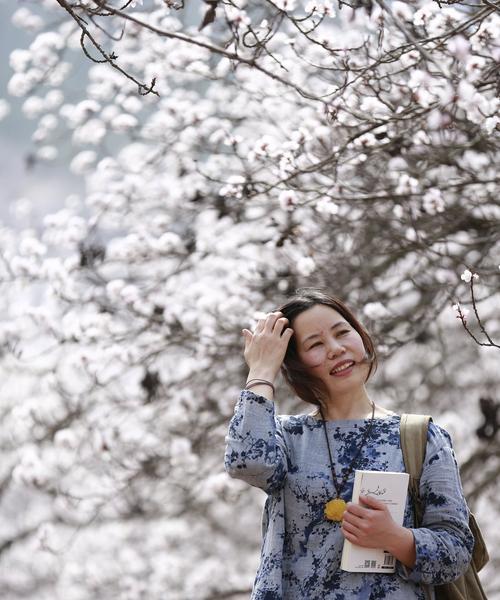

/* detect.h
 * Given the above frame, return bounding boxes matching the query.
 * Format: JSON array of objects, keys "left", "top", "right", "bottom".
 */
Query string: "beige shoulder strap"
[
  {"left": 400, "top": 413, "right": 432, "bottom": 526},
  {"left": 400, "top": 414, "right": 433, "bottom": 600},
  {"left": 400, "top": 413, "right": 432, "bottom": 481},
  {"left": 401, "top": 413, "right": 490, "bottom": 600}
]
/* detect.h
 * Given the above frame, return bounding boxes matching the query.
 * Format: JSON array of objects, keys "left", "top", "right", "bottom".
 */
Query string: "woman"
[{"left": 224, "top": 288, "right": 473, "bottom": 600}]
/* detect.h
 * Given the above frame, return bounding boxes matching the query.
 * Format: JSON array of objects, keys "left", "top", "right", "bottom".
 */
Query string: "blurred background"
[{"left": 1, "top": 0, "right": 499, "bottom": 598}]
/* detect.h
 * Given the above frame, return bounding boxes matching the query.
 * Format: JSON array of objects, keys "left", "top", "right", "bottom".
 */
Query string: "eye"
[
  {"left": 309, "top": 342, "right": 322, "bottom": 349},
  {"left": 338, "top": 329, "right": 350, "bottom": 335}
]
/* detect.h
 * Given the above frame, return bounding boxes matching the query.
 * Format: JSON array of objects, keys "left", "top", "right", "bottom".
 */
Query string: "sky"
[
  {"left": 0, "top": 0, "right": 83, "bottom": 232},
  {"left": 0, "top": 0, "right": 203, "bottom": 232}
]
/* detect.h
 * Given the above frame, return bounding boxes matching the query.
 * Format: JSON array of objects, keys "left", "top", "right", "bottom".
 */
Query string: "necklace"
[{"left": 321, "top": 401, "right": 376, "bottom": 522}]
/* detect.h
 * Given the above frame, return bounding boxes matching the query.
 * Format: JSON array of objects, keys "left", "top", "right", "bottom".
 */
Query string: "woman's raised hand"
[{"left": 242, "top": 312, "right": 294, "bottom": 382}]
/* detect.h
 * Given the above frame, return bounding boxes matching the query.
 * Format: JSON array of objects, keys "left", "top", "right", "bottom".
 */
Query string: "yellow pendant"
[{"left": 325, "top": 498, "right": 347, "bottom": 521}]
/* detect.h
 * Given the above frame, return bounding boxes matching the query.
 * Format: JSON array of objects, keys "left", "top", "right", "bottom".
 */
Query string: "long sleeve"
[
  {"left": 224, "top": 389, "right": 289, "bottom": 494},
  {"left": 398, "top": 422, "right": 474, "bottom": 585}
]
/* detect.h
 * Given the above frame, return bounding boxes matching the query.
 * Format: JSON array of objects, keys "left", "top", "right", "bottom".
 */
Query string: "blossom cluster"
[{"left": 2, "top": 0, "right": 499, "bottom": 598}]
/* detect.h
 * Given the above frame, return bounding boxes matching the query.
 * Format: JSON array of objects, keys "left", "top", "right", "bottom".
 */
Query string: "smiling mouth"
[{"left": 330, "top": 361, "right": 355, "bottom": 375}]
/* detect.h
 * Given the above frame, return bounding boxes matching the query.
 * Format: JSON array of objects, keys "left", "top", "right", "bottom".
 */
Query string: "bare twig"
[
  {"left": 54, "top": 0, "right": 158, "bottom": 95},
  {"left": 454, "top": 274, "right": 500, "bottom": 349}
]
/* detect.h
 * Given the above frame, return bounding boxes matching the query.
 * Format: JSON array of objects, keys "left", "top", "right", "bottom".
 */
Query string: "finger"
[
  {"left": 359, "top": 495, "right": 386, "bottom": 511},
  {"left": 345, "top": 502, "right": 370, "bottom": 518},
  {"left": 341, "top": 520, "right": 361, "bottom": 536},
  {"left": 242, "top": 329, "right": 252, "bottom": 344},
  {"left": 252, "top": 311, "right": 270, "bottom": 333},
  {"left": 342, "top": 511, "right": 366, "bottom": 530},
  {"left": 342, "top": 528, "right": 359, "bottom": 543},
  {"left": 342, "top": 526, "right": 368, "bottom": 547},
  {"left": 273, "top": 316, "right": 289, "bottom": 334},
  {"left": 254, "top": 318, "right": 267, "bottom": 334},
  {"left": 263, "top": 312, "right": 283, "bottom": 333}
]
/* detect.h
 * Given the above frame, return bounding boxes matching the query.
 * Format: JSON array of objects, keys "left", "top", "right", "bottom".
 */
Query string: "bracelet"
[{"left": 245, "top": 378, "right": 276, "bottom": 395}]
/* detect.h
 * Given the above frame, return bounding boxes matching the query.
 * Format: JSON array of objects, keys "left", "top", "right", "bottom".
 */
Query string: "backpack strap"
[
  {"left": 400, "top": 413, "right": 432, "bottom": 481},
  {"left": 400, "top": 414, "right": 431, "bottom": 493},
  {"left": 400, "top": 414, "right": 432, "bottom": 600},
  {"left": 400, "top": 414, "right": 432, "bottom": 524},
  {"left": 400, "top": 414, "right": 490, "bottom": 600}
]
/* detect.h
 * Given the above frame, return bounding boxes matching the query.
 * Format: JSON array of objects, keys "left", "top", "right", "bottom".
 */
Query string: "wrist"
[
  {"left": 247, "top": 370, "right": 277, "bottom": 383},
  {"left": 244, "top": 377, "right": 276, "bottom": 401},
  {"left": 386, "top": 526, "right": 416, "bottom": 568},
  {"left": 385, "top": 523, "right": 405, "bottom": 554}
]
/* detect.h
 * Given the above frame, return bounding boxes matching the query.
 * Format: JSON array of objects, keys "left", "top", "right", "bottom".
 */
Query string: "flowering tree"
[{"left": 1, "top": 0, "right": 499, "bottom": 598}]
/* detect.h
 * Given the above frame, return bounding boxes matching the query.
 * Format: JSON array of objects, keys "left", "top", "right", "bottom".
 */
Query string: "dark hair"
[{"left": 277, "top": 288, "right": 378, "bottom": 408}]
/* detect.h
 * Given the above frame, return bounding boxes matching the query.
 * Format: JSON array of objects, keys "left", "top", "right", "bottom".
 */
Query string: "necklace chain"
[{"left": 320, "top": 401, "right": 376, "bottom": 499}]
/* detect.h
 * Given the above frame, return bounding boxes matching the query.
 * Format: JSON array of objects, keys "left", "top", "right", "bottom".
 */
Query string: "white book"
[{"left": 340, "top": 470, "right": 409, "bottom": 573}]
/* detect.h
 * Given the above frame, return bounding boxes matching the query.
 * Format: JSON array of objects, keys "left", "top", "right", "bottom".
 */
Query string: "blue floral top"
[{"left": 224, "top": 390, "right": 473, "bottom": 600}]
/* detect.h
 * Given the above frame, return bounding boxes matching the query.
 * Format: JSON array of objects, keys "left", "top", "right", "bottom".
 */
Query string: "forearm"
[
  {"left": 224, "top": 389, "right": 288, "bottom": 492},
  {"left": 245, "top": 369, "right": 277, "bottom": 402},
  {"left": 386, "top": 525, "right": 416, "bottom": 569},
  {"left": 399, "top": 524, "right": 473, "bottom": 584}
]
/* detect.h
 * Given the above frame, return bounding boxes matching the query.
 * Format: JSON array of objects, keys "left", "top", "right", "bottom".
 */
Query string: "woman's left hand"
[
  {"left": 341, "top": 494, "right": 399, "bottom": 549},
  {"left": 342, "top": 494, "right": 417, "bottom": 567}
]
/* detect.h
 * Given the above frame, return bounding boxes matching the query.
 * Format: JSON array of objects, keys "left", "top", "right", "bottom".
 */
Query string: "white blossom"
[
  {"left": 111, "top": 114, "right": 139, "bottom": 132},
  {"left": 391, "top": 1, "right": 413, "bottom": 22},
  {"left": 105, "top": 279, "right": 126, "bottom": 302},
  {"left": 61, "top": 99, "right": 101, "bottom": 128},
  {"left": 154, "top": 232, "right": 184, "bottom": 254},
  {"left": 363, "top": 302, "right": 390, "bottom": 320},
  {"left": 315, "top": 198, "right": 339, "bottom": 215},
  {"left": 12, "top": 7, "right": 44, "bottom": 31},
  {"left": 13, "top": 447, "right": 55, "bottom": 489},
  {"left": 72, "top": 118, "right": 107, "bottom": 145},
  {"left": 30, "top": 31, "right": 64, "bottom": 53},
  {"left": 7, "top": 72, "right": 33, "bottom": 97},
  {"left": 251, "top": 135, "right": 279, "bottom": 159},
  {"left": 460, "top": 269, "right": 479, "bottom": 283},
  {"left": 19, "top": 236, "right": 47, "bottom": 257},
  {"left": 393, "top": 205, "right": 404, "bottom": 219},
  {"left": 395, "top": 173, "right": 420, "bottom": 195},
  {"left": 279, "top": 189, "right": 298, "bottom": 211},
  {"left": 121, "top": 284, "right": 141, "bottom": 304},
  {"left": 296, "top": 256, "right": 316, "bottom": 276},
  {"left": 225, "top": 6, "right": 251, "bottom": 27},
  {"left": 470, "top": 14, "right": 500, "bottom": 61},
  {"left": 45, "top": 89, "right": 64, "bottom": 109},
  {"left": 36, "top": 145, "right": 58, "bottom": 161},
  {"left": 9, "top": 255, "right": 41, "bottom": 277},
  {"left": 413, "top": 4, "right": 437, "bottom": 28},
  {"left": 447, "top": 35, "right": 470, "bottom": 61},
  {"left": 452, "top": 302, "right": 470, "bottom": 321},
  {"left": 35, "top": 522, "right": 56, "bottom": 552},
  {"left": 422, "top": 188, "right": 445, "bottom": 215},
  {"left": 219, "top": 175, "right": 246, "bottom": 198},
  {"left": 426, "top": 109, "right": 449, "bottom": 131},
  {"left": 360, "top": 97, "right": 391, "bottom": 118},
  {"left": 0, "top": 99, "right": 10, "bottom": 121},
  {"left": 9, "top": 48, "right": 32, "bottom": 72},
  {"left": 54, "top": 428, "right": 79, "bottom": 450},
  {"left": 121, "top": 95, "right": 143, "bottom": 114},
  {"left": 483, "top": 116, "right": 499, "bottom": 135},
  {"left": 305, "top": 0, "right": 335, "bottom": 16},
  {"left": 458, "top": 150, "right": 490, "bottom": 171},
  {"left": 407, "top": 70, "right": 453, "bottom": 107},
  {"left": 70, "top": 150, "right": 98, "bottom": 175},
  {"left": 274, "top": 0, "right": 296, "bottom": 12}
]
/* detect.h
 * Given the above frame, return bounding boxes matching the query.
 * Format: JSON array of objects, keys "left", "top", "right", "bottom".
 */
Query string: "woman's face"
[{"left": 293, "top": 304, "right": 369, "bottom": 393}]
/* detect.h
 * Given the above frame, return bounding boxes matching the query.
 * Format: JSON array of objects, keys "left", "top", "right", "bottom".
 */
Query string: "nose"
[{"left": 326, "top": 338, "right": 345, "bottom": 359}]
